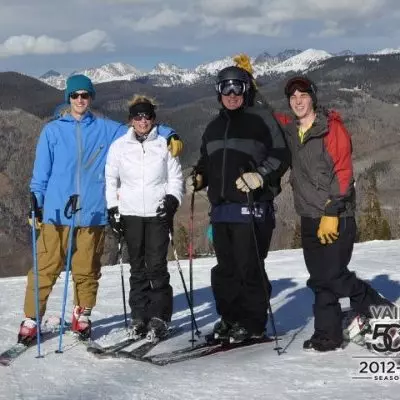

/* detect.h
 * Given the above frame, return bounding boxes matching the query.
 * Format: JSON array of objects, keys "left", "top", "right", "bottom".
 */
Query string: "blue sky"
[{"left": 1, "top": 0, "right": 400, "bottom": 76}]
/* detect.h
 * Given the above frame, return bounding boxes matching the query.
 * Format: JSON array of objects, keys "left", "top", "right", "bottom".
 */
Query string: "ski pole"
[
  {"left": 115, "top": 212, "right": 128, "bottom": 329},
  {"left": 30, "top": 193, "right": 43, "bottom": 359},
  {"left": 169, "top": 230, "right": 201, "bottom": 337},
  {"left": 188, "top": 190, "right": 196, "bottom": 344},
  {"left": 239, "top": 170, "right": 282, "bottom": 354},
  {"left": 56, "top": 194, "right": 79, "bottom": 354},
  {"left": 246, "top": 190, "right": 281, "bottom": 354}
]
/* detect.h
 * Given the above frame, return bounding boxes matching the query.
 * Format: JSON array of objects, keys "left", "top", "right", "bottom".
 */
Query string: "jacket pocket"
[
  {"left": 36, "top": 226, "right": 48, "bottom": 254},
  {"left": 84, "top": 145, "right": 105, "bottom": 169}
]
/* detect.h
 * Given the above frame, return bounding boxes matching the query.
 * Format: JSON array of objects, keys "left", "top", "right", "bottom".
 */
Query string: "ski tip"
[{"left": 0, "top": 359, "right": 11, "bottom": 367}]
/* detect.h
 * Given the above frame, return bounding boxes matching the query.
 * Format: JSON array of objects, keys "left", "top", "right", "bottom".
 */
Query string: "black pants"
[
  {"left": 211, "top": 216, "right": 274, "bottom": 334},
  {"left": 123, "top": 215, "right": 172, "bottom": 323},
  {"left": 301, "top": 216, "right": 391, "bottom": 342}
]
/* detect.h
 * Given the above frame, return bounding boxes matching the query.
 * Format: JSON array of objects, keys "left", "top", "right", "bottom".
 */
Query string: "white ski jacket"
[{"left": 105, "top": 126, "right": 184, "bottom": 217}]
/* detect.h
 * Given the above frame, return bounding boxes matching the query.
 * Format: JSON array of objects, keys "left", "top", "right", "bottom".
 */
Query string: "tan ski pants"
[{"left": 24, "top": 224, "right": 105, "bottom": 318}]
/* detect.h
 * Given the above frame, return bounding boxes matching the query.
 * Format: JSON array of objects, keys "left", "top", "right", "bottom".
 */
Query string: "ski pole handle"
[
  {"left": 64, "top": 194, "right": 80, "bottom": 219},
  {"left": 30, "top": 192, "right": 38, "bottom": 213}
]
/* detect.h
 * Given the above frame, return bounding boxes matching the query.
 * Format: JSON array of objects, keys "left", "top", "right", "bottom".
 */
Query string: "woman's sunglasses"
[
  {"left": 70, "top": 92, "right": 91, "bottom": 100},
  {"left": 132, "top": 113, "right": 153, "bottom": 121}
]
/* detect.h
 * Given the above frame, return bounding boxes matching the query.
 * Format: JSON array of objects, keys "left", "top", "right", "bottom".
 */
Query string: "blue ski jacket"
[{"left": 30, "top": 111, "right": 175, "bottom": 227}]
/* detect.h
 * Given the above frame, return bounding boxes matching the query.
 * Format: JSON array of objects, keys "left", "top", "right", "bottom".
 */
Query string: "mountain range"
[{"left": 38, "top": 47, "right": 399, "bottom": 90}]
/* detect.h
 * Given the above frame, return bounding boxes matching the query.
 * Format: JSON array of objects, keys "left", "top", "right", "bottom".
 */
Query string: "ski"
[
  {"left": 86, "top": 334, "right": 144, "bottom": 355},
  {"left": 91, "top": 326, "right": 183, "bottom": 359},
  {"left": 0, "top": 319, "right": 71, "bottom": 366},
  {"left": 140, "top": 334, "right": 278, "bottom": 366}
]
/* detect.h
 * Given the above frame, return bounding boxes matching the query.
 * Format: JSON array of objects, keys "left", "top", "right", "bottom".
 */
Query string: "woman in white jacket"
[{"left": 105, "top": 95, "right": 184, "bottom": 339}]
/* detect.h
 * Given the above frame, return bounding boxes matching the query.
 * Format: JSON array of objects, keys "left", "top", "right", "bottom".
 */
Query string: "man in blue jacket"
[{"left": 18, "top": 74, "right": 182, "bottom": 343}]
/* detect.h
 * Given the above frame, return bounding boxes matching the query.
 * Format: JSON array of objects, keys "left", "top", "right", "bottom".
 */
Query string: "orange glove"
[{"left": 317, "top": 216, "right": 339, "bottom": 245}]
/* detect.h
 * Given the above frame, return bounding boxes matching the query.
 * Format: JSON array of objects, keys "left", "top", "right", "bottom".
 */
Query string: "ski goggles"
[
  {"left": 217, "top": 79, "right": 247, "bottom": 96},
  {"left": 131, "top": 112, "right": 153, "bottom": 121}
]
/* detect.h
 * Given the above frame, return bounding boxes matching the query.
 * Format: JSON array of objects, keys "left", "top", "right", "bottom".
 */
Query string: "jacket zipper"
[
  {"left": 76, "top": 122, "right": 82, "bottom": 226},
  {"left": 140, "top": 142, "right": 153, "bottom": 289},
  {"left": 84, "top": 145, "right": 104, "bottom": 169},
  {"left": 220, "top": 115, "right": 231, "bottom": 199},
  {"left": 141, "top": 143, "right": 146, "bottom": 216}
]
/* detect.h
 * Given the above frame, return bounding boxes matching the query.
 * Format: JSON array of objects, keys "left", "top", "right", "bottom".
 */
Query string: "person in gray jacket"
[{"left": 276, "top": 76, "right": 393, "bottom": 352}]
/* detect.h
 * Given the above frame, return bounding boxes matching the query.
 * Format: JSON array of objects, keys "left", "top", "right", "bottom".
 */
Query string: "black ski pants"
[
  {"left": 211, "top": 216, "right": 274, "bottom": 334},
  {"left": 123, "top": 215, "right": 172, "bottom": 323},
  {"left": 301, "top": 216, "right": 391, "bottom": 342}
]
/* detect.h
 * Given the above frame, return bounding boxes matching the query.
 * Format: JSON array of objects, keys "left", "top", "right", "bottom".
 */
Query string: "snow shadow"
[
  {"left": 171, "top": 277, "right": 298, "bottom": 334},
  {"left": 270, "top": 287, "right": 314, "bottom": 336},
  {"left": 90, "top": 278, "right": 298, "bottom": 338},
  {"left": 368, "top": 274, "right": 400, "bottom": 303}
]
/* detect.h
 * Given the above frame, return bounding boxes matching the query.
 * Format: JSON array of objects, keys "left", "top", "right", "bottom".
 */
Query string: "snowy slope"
[
  {"left": 374, "top": 47, "right": 400, "bottom": 55},
  {"left": 268, "top": 49, "right": 332, "bottom": 74},
  {"left": 1, "top": 240, "right": 399, "bottom": 400}
]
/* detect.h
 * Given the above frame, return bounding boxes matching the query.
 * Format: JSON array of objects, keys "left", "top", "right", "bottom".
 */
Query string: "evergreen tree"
[
  {"left": 291, "top": 221, "right": 302, "bottom": 249},
  {"left": 357, "top": 167, "right": 391, "bottom": 242},
  {"left": 174, "top": 223, "right": 189, "bottom": 257}
]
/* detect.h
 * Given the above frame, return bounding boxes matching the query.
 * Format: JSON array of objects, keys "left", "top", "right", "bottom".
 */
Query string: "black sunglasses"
[
  {"left": 70, "top": 92, "right": 91, "bottom": 100},
  {"left": 132, "top": 113, "right": 153, "bottom": 121}
]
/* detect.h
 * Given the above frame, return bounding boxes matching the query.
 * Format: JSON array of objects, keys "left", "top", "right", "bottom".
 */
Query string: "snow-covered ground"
[{"left": 1, "top": 240, "right": 399, "bottom": 399}]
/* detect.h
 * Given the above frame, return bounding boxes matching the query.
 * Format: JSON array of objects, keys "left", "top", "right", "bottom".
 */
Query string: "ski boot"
[
  {"left": 303, "top": 333, "right": 342, "bottom": 352},
  {"left": 146, "top": 317, "right": 168, "bottom": 343},
  {"left": 343, "top": 312, "right": 371, "bottom": 346},
  {"left": 71, "top": 306, "right": 92, "bottom": 340},
  {"left": 128, "top": 318, "right": 147, "bottom": 340},
  {"left": 18, "top": 318, "right": 38, "bottom": 345},
  {"left": 212, "top": 319, "right": 232, "bottom": 341},
  {"left": 228, "top": 323, "right": 252, "bottom": 344}
]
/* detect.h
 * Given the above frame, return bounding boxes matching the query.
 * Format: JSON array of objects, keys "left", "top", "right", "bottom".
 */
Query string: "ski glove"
[
  {"left": 167, "top": 134, "right": 183, "bottom": 157},
  {"left": 156, "top": 194, "right": 179, "bottom": 229},
  {"left": 235, "top": 172, "right": 263, "bottom": 193},
  {"left": 108, "top": 206, "right": 124, "bottom": 238},
  {"left": 317, "top": 216, "right": 339, "bottom": 245},
  {"left": 28, "top": 208, "right": 43, "bottom": 229}
]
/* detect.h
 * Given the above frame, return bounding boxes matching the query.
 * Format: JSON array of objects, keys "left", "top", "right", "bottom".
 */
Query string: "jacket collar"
[
  {"left": 286, "top": 107, "right": 329, "bottom": 142},
  {"left": 59, "top": 111, "right": 95, "bottom": 124},
  {"left": 126, "top": 126, "right": 158, "bottom": 143}
]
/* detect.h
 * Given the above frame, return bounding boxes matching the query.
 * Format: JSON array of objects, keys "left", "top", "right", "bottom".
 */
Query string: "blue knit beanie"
[{"left": 65, "top": 74, "right": 95, "bottom": 103}]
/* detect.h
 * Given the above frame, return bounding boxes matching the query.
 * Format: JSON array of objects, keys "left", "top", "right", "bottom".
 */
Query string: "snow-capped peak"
[
  {"left": 38, "top": 48, "right": 340, "bottom": 90},
  {"left": 150, "top": 63, "right": 188, "bottom": 75},
  {"left": 374, "top": 47, "right": 400, "bottom": 55},
  {"left": 76, "top": 62, "right": 142, "bottom": 83},
  {"left": 194, "top": 56, "right": 237, "bottom": 76},
  {"left": 270, "top": 49, "right": 332, "bottom": 74}
]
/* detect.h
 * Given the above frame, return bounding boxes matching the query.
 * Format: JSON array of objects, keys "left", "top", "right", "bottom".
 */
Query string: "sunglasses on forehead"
[
  {"left": 70, "top": 92, "right": 91, "bottom": 100},
  {"left": 132, "top": 113, "right": 153, "bottom": 121},
  {"left": 217, "top": 80, "right": 246, "bottom": 96}
]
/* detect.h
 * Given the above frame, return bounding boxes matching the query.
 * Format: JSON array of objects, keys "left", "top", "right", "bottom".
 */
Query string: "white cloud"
[
  {"left": 310, "top": 21, "right": 347, "bottom": 38},
  {"left": 130, "top": 9, "right": 190, "bottom": 32},
  {"left": 194, "top": 0, "right": 388, "bottom": 35},
  {"left": 0, "top": 30, "right": 114, "bottom": 58}
]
